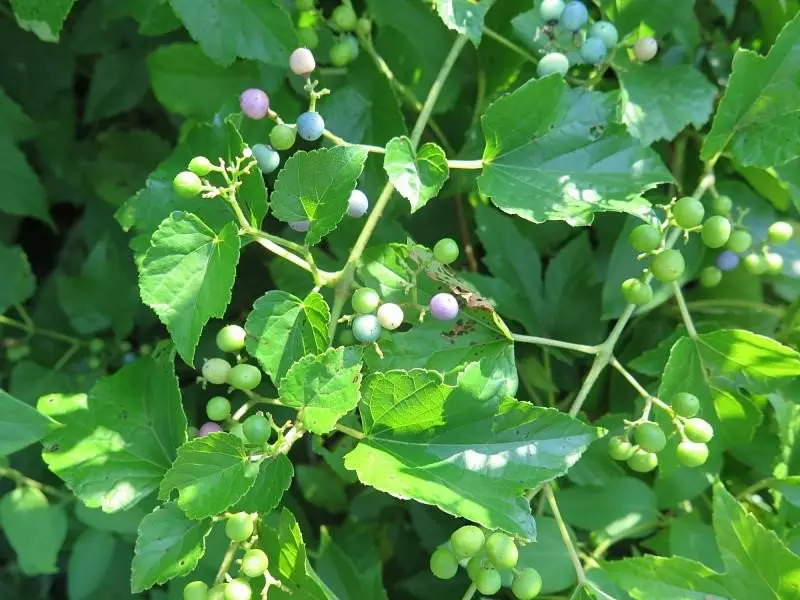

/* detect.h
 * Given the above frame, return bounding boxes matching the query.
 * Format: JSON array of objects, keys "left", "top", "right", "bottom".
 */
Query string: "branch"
[
  {"left": 672, "top": 282, "right": 698, "bottom": 338},
  {"left": 544, "top": 484, "right": 586, "bottom": 585},
  {"left": 511, "top": 333, "right": 599, "bottom": 355}
]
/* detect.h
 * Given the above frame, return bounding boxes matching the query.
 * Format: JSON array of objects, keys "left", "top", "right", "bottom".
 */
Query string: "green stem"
[
  {"left": 672, "top": 282, "right": 698, "bottom": 338},
  {"left": 511, "top": 333, "right": 598, "bottom": 355},
  {"left": 544, "top": 484, "right": 586, "bottom": 585},
  {"left": 334, "top": 423, "right": 365, "bottom": 440},
  {"left": 215, "top": 541, "right": 240, "bottom": 584},
  {"left": 685, "top": 299, "right": 785, "bottom": 316},
  {"left": 0, "top": 315, "right": 83, "bottom": 346},
  {"left": 461, "top": 583, "right": 478, "bottom": 600},
  {"left": 737, "top": 478, "right": 773, "bottom": 500},
  {"left": 321, "top": 129, "right": 386, "bottom": 154},
  {"left": 0, "top": 467, "right": 72, "bottom": 501},
  {"left": 482, "top": 26, "right": 538, "bottom": 64},
  {"left": 447, "top": 159, "right": 484, "bottom": 170}
]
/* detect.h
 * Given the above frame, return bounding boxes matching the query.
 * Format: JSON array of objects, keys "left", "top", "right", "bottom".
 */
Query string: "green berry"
[
  {"left": 726, "top": 230, "right": 752, "bottom": 253},
  {"left": 332, "top": 5, "right": 357, "bottom": 30},
  {"left": 699, "top": 266, "right": 722, "bottom": 288},
  {"left": 208, "top": 584, "right": 227, "bottom": 600},
  {"left": 242, "top": 414, "right": 270, "bottom": 445},
  {"left": 743, "top": 253, "right": 768, "bottom": 275},
  {"left": 711, "top": 195, "right": 732, "bottom": 215},
  {"left": 433, "top": 238, "right": 460, "bottom": 264},
  {"left": 475, "top": 568, "right": 502, "bottom": 595},
  {"left": 608, "top": 435, "right": 636, "bottom": 461},
  {"left": 684, "top": 418, "right": 714, "bottom": 443},
  {"left": 189, "top": 156, "right": 214, "bottom": 176},
  {"left": 206, "top": 396, "right": 231, "bottom": 421},
  {"left": 512, "top": 568, "right": 543, "bottom": 600},
  {"left": 357, "top": 17, "right": 372, "bottom": 36},
  {"left": 351, "top": 287, "right": 381, "bottom": 314},
  {"left": 629, "top": 224, "right": 662, "bottom": 253},
  {"left": 298, "top": 27, "right": 319, "bottom": 49},
  {"left": 537, "top": 52, "right": 570, "bottom": 77},
  {"left": 621, "top": 278, "right": 653, "bottom": 306},
  {"left": 651, "top": 249, "right": 685, "bottom": 282},
  {"left": 227, "top": 364, "right": 262, "bottom": 390},
  {"left": 466, "top": 555, "right": 486, "bottom": 582},
  {"left": 701, "top": 216, "right": 732, "bottom": 248},
  {"left": 330, "top": 39, "right": 357, "bottom": 66},
  {"left": 673, "top": 197, "right": 705, "bottom": 229},
  {"left": 766, "top": 252, "right": 784, "bottom": 274},
  {"left": 768, "top": 221, "right": 794, "bottom": 245},
  {"left": 184, "top": 581, "right": 209, "bottom": 600},
  {"left": 224, "top": 579, "right": 251, "bottom": 600},
  {"left": 429, "top": 547, "right": 458, "bottom": 579},
  {"left": 450, "top": 525, "right": 485, "bottom": 558},
  {"left": 202, "top": 358, "right": 232, "bottom": 385},
  {"left": 173, "top": 171, "right": 203, "bottom": 198},
  {"left": 240, "top": 548, "right": 269, "bottom": 577},
  {"left": 88, "top": 338, "right": 105, "bottom": 354},
  {"left": 676, "top": 441, "right": 709, "bottom": 467},
  {"left": 671, "top": 393, "right": 700, "bottom": 418},
  {"left": 485, "top": 532, "right": 518, "bottom": 570},
  {"left": 225, "top": 513, "right": 254, "bottom": 542},
  {"left": 295, "top": 0, "right": 315, "bottom": 10},
  {"left": 217, "top": 324, "right": 246, "bottom": 353},
  {"left": 635, "top": 422, "right": 667, "bottom": 453},
  {"left": 269, "top": 124, "right": 296, "bottom": 151},
  {"left": 627, "top": 448, "right": 658, "bottom": 473}
]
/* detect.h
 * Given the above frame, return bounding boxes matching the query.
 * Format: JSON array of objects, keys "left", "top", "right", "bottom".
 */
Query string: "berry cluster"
[
  {"left": 430, "top": 525, "right": 542, "bottom": 599},
  {"left": 608, "top": 392, "right": 714, "bottom": 472},
  {"left": 293, "top": 0, "right": 367, "bottom": 67}
]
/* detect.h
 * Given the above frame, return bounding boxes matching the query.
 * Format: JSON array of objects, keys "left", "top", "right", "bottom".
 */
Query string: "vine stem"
[
  {"left": 609, "top": 357, "right": 674, "bottom": 415},
  {"left": 334, "top": 423, "right": 365, "bottom": 440},
  {"left": 0, "top": 467, "right": 72, "bottom": 501},
  {"left": 461, "top": 583, "right": 478, "bottom": 600},
  {"left": 544, "top": 484, "right": 586, "bottom": 585},
  {"left": 0, "top": 314, "right": 84, "bottom": 346},
  {"left": 215, "top": 541, "right": 240, "bottom": 584},
  {"left": 511, "top": 333, "right": 598, "bottom": 355},
  {"left": 321, "top": 129, "right": 386, "bottom": 154},
  {"left": 482, "top": 26, "right": 538, "bottom": 64},
  {"left": 447, "top": 159, "right": 484, "bottom": 169},
  {"left": 672, "top": 282, "right": 698, "bottom": 338}
]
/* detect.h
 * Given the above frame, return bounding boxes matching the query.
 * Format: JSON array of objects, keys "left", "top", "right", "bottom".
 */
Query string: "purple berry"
[
  {"left": 429, "top": 293, "right": 459, "bottom": 321},
  {"left": 239, "top": 88, "right": 270, "bottom": 120},
  {"left": 199, "top": 422, "right": 223, "bottom": 437},
  {"left": 716, "top": 250, "right": 739, "bottom": 272}
]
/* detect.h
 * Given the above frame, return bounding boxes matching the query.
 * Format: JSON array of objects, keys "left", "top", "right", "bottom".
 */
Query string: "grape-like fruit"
[
  {"left": 377, "top": 303, "right": 404, "bottom": 330},
  {"left": 203, "top": 358, "right": 232, "bottom": 385},
  {"left": 332, "top": 5, "right": 357, "bottom": 30},
  {"left": 629, "top": 224, "right": 662, "bottom": 252},
  {"left": 227, "top": 364, "right": 262, "bottom": 391},
  {"left": 241, "top": 549, "right": 269, "bottom": 577},
  {"left": 676, "top": 441, "right": 709, "bottom": 467},
  {"left": 352, "top": 314, "right": 382, "bottom": 343},
  {"left": 560, "top": 1, "right": 588, "bottom": 31},
  {"left": 296, "top": 111, "right": 325, "bottom": 141},
  {"left": 198, "top": 422, "right": 223, "bottom": 437},
  {"left": 537, "top": 52, "right": 570, "bottom": 77},
  {"left": 608, "top": 435, "right": 636, "bottom": 461},
  {"left": 450, "top": 525, "right": 485, "bottom": 559},
  {"left": 289, "top": 47, "right": 316, "bottom": 76},
  {"left": 351, "top": 287, "right": 380, "bottom": 314},
  {"left": 208, "top": 584, "right": 227, "bottom": 600},
  {"left": 581, "top": 37, "right": 607, "bottom": 65},
  {"left": 189, "top": 156, "right": 214, "bottom": 176},
  {"left": 217, "top": 324, "right": 246, "bottom": 353},
  {"left": 475, "top": 568, "right": 502, "bottom": 595},
  {"left": 184, "top": 581, "right": 209, "bottom": 600},
  {"left": 673, "top": 196, "right": 705, "bottom": 229},
  {"left": 590, "top": 21, "right": 619, "bottom": 47},
  {"left": 635, "top": 422, "right": 667, "bottom": 453},
  {"left": 225, "top": 513, "right": 254, "bottom": 542},
  {"left": 347, "top": 190, "right": 369, "bottom": 217},
  {"left": 429, "top": 547, "right": 458, "bottom": 579},
  {"left": 357, "top": 17, "right": 372, "bottom": 36},
  {"left": 252, "top": 144, "right": 280, "bottom": 174},
  {"left": 224, "top": 579, "right": 251, "bottom": 600},
  {"left": 298, "top": 27, "right": 319, "bottom": 49},
  {"left": 433, "top": 238, "right": 459, "bottom": 264},
  {"left": 330, "top": 38, "right": 357, "bottom": 66},
  {"left": 768, "top": 221, "right": 794, "bottom": 245},
  {"left": 651, "top": 249, "right": 685, "bottom": 282},
  {"left": 243, "top": 414, "right": 270, "bottom": 445},
  {"left": 701, "top": 216, "right": 731, "bottom": 248},
  {"left": 173, "top": 171, "right": 203, "bottom": 198},
  {"left": 766, "top": 252, "right": 784, "bottom": 274},
  {"left": 239, "top": 89, "right": 270, "bottom": 120},
  {"left": 671, "top": 392, "right": 700, "bottom": 418},
  {"left": 699, "top": 266, "right": 722, "bottom": 288},
  {"left": 684, "top": 418, "right": 713, "bottom": 443},
  {"left": 295, "top": 0, "right": 315, "bottom": 10},
  {"left": 270, "top": 124, "right": 297, "bottom": 151},
  {"left": 539, "top": 0, "right": 565, "bottom": 21},
  {"left": 512, "top": 568, "right": 543, "bottom": 600},
  {"left": 743, "top": 253, "right": 767, "bottom": 275},
  {"left": 429, "top": 293, "right": 459, "bottom": 321},
  {"left": 712, "top": 195, "right": 732, "bottom": 215},
  {"left": 621, "top": 278, "right": 653, "bottom": 306},
  {"left": 206, "top": 396, "right": 232, "bottom": 422},
  {"left": 485, "top": 532, "right": 518, "bottom": 570},
  {"left": 726, "top": 230, "right": 752, "bottom": 253},
  {"left": 289, "top": 220, "right": 310, "bottom": 232},
  {"left": 716, "top": 250, "right": 739, "bottom": 272},
  {"left": 627, "top": 448, "right": 658, "bottom": 473},
  {"left": 634, "top": 37, "right": 658, "bottom": 62}
]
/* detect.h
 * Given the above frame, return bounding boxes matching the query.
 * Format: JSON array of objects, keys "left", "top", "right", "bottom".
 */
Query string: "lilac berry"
[
  {"left": 716, "top": 250, "right": 739, "bottom": 272},
  {"left": 239, "top": 88, "right": 270, "bottom": 120},
  {"left": 429, "top": 293, "right": 459, "bottom": 321},
  {"left": 198, "top": 422, "right": 223, "bottom": 437},
  {"left": 347, "top": 190, "right": 369, "bottom": 217}
]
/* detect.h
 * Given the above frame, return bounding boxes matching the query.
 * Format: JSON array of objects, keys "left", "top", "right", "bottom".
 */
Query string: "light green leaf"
[
  {"left": 0, "top": 389, "right": 59, "bottom": 457},
  {"left": 9, "top": 0, "right": 76, "bottom": 42},
  {"left": 85, "top": 49, "right": 149, "bottom": 122},
  {"left": 383, "top": 136, "right": 449, "bottom": 213},
  {"left": 517, "top": 517, "right": 578, "bottom": 594},
  {"left": 616, "top": 58, "right": 716, "bottom": 145},
  {"left": 0, "top": 138, "right": 51, "bottom": 224},
  {"left": 67, "top": 529, "right": 117, "bottom": 600},
  {"left": 245, "top": 290, "right": 330, "bottom": 385},
  {"left": 702, "top": 13, "right": 800, "bottom": 167},
  {"left": 233, "top": 454, "right": 293, "bottom": 513},
  {"left": 39, "top": 357, "right": 187, "bottom": 512},
  {"left": 434, "top": 0, "right": 492, "bottom": 44},
  {"left": 279, "top": 347, "right": 363, "bottom": 435},
  {"left": 131, "top": 502, "right": 213, "bottom": 593},
  {"left": 159, "top": 433, "right": 258, "bottom": 520},
  {"left": 167, "top": 0, "right": 295, "bottom": 67},
  {"left": 139, "top": 213, "right": 240, "bottom": 367},
  {"left": 271, "top": 147, "right": 368, "bottom": 246},
  {"left": 603, "top": 556, "right": 729, "bottom": 600},
  {"left": 0, "top": 244, "right": 35, "bottom": 315},
  {"left": 713, "top": 481, "right": 800, "bottom": 599},
  {"left": 478, "top": 76, "right": 672, "bottom": 225},
  {"left": 669, "top": 514, "right": 724, "bottom": 573},
  {"left": 0, "top": 487, "right": 67, "bottom": 575},
  {"left": 344, "top": 364, "right": 601, "bottom": 539}
]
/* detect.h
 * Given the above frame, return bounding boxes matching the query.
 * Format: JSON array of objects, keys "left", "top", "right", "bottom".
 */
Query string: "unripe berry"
[
  {"left": 298, "top": 27, "right": 319, "bottom": 50},
  {"left": 217, "top": 324, "right": 246, "bottom": 353},
  {"left": 241, "top": 548, "right": 269, "bottom": 577},
  {"left": 537, "top": 52, "right": 570, "bottom": 77},
  {"left": 485, "top": 532, "right": 518, "bottom": 570},
  {"left": 227, "top": 364, "right": 262, "bottom": 391},
  {"left": 450, "top": 525, "right": 485, "bottom": 559},
  {"left": 634, "top": 37, "right": 658, "bottom": 62},
  {"left": 726, "top": 230, "right": 752, "bottom": 253},
  {"left": 184, "top": 581, "right": 209, "bottom": 600},
  {"left": 629, "top": 223, "right": 662, "bottom": 252},
  {"left": 351, "top": 287, "right": 380, "bottom": 314},
  {"left": 224, "top": 579, "right": 251, "bottom": 600},
  {"left": 621, "top": 278, "right": 653, "bottom": 306},
  {"left": 188, "top": 156, "right": 214, "bottom": 176},
  {"left": 352, "top": 314, "right": 381, "bottom": 343},
  {"left": 768, "top": 221, "right": 794, "bottom": 245},
  {"left": 701, "top": 216, "right": 732, "bottom": 248},
  {"left": 627, "top": 448, "right": 658, "bottom": 472},
  {"left": 766, "top": 252, "right": 784, "bottom": 274},
  {"left": 671, "top": 393, "right": 700, "bottom": 418},
  {"left": 225, "top": 513, "right": 254, "bottom": 542},
  {"left": 206, "top": 396, "right": 231, "bottom": 422},
  {"left": 512, "top": 568, "right": 543, "bottom": 600},
  {"left": 699, "top": 266, "right": 722, "bottom": 288},
  {"left": 712, "top": 194, "right": 732, "bottom": 215},
  {"left": 539, "top": 0, "right": 565, "bottom": 21},
  {"left": 684, "top": 418, "right": 714, "bottom": 443},
  {"left": 252, "top": 144, "right": 280, "bottom": 174},
  {"left": 634, "top": 422, "right": 667, "bottom": 453},
  {"left": 673, "top": 196, "right": 705, "bottom": 229},
  {"left": 173, "top": 171, "right": 203, "bottom": 198},
  {"left": 608, "top": 435, "right": 636, "bottom": 461},
  {"left": 289, "top": 47, "right": 316, "bottom": 76},
  {"left": 270, "top": 124, "right": 297, "bottom": 151},
  {"left": 239, "top": 88, "right": 270, "bottom": 120},
  {"left": 332, "top": 5, "right": 357, "bottom": 30},
  {"left": 475, "top": 568, "right": 502, "bottom": 595},
  {"left": 743, "top": 253, "right": 768, "bottom": 275},
  {"left": 429, "top": 547, "right": 458, "bottom": 579},
  {"left": 676, "top": 441, "right": 709, "bottom": 467},
  {"left": 590, "top": 21, "right": 619, "bottom": 47},
  {"left": 377, "top": 303, "right": 404, "bottom": 330},
  {"left": 202, "top": 357, "right": 232, "bottom": 385},
  {"left": 346, "top": 190, "right": 369, "bottom": 217},
  {"left": 433, "top": 238, "right": 459, "bottom": 264},
  {"left": 650, "top": 249, "right": 685, "bottom": 282}
]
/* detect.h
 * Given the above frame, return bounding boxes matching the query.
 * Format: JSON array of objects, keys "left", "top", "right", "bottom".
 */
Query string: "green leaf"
[
  {"left": 0, "top": 244, "right": 35, "bottom": 315},
  {"left": 131, "top": 502, "right": 213, "bottom": 593},
  {"left": 8, "top": 0, "right": 76, "bottom": 42},
  {"left": 147, "top": 43, "right": 262, "bottom": 118},
  {"left": 0, "top": 86, "right": 35, "bottom": 141},
  {"left": 434, "top": 0, "right": 491, "bottom": 44},
  {"left": 296, "top": 465, "right": 349, "bottom": 513},
  {"left": 232, "top": 454, "right": 293, "bottom": 513},
  {"left": 712, "top": 0, "right": 738, "bottom": 24},
  {"left": 67, "top": 529, "right": 117, "bottom": 600},
  {"left": 167, "top": 0, "right": 295, "bottom": 67},
  {"left": 603, "top": 556, "right": 729, "bottom": 600},
  {"left": 39, "top": 357, "right": 186, "bottom": 512},
  {"left": 668, "top": 514, "right": 724, "bottom": 573},
  {"left": 702, "top": 13, "right": 800, "bottom": 167},
  {"left": 315, "top": 528, "right": 388, "bottom": 600},
  {"left": 270, "top": 147, "right": 368, "bottom": 246},
  {"left": 0, "top": 487, "right": 67, "bottom": 575},
  {"left": 139, "top": 213, "right": 240, "bottom": 367},
  {"left": 478, "top": 77, "right": 672, "bottom": 225},
  {"left": 159, "top": 433, "right": 259, "bottom": 520},
  {"left": 713, "top": 481, "right": 800, "bottom": 599},
  {"left": 615, "top": 57, "right": 717, "bottom": 145},
  {"left": 517, "top": 517, "right": 578, "bottom": 594},
  {"left": 344, "top": 364, "right": 601, "bottom": 539},
  {"left": 74, "top": 501, "right": 151, "bottom": 535},
  {"left": 85, "top": 49, "right": 149, "bottom": 122},
  {"left": 383, "top": 136, "right": 449, "bottom": 213},
  {"left": 279, "top": 347, "right": 363, "bottom": 435},
  {"left": 0, "top": 389, "right": 59, "bottom": 457},
  {"left": 0, "top": 138, "right": 51, "bottom": 224},
  {"left": 245, "top": 290, "right": 330, "bottom": 385},
  {"left": 594, "top": 0, "right": 699, "bottom": 46}
]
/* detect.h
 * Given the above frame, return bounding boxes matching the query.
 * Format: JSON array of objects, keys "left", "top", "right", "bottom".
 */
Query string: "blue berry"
[
  {"left": 352, "top": 314, "right": 382, "bottom": 343},
  {"left": 537, "top": 52, "right": 570, "bottom": 77},
  {"left": 560, "top": 1, "right": 588, "bottom": 31},
  {"left": 347, "top": 190, "right": 369, "bottom": 217},
  {"left": 716, "top": 250, "right": 739, "bottom": 272},
  {"left": 581, "top": 37, "right": 607, "bottom": 65},
  {"left": 539, "top": 0, "right": 565, "bottom": 21},
  {"left": 590, "top": 21, "right": 619, "bottom": 47},
  {"left": 252, "top": 144, "right": 280, "bottom": 174},
  {"left": 429, "top": 293, "right": 459, "bottom": 321},
  {"left": 296, "top": 111, "right": 325, "bottom": 141}
]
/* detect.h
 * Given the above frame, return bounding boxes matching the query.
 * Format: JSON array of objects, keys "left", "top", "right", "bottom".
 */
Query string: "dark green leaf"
[
  {"left": 434, "top": 0, "right": 492, "bottom": 44},
  {"left": 8, "top": 0, "right": 76, "bottom": 42},
  {"left": 0, "top": 389, "right": 59, "bottom": 457},
  {"left": 517, "top": 517, "right": 578, "bottom": 594},
  {"left": 315, "top": 528, "right": 388, "bottom": 600},
  {"left": 0, "top": 487, "right": 67, "bottom": 575},
  {"left": 296, "top": 465, "right": 349, "bottom": 513},
  {"left": 85, "top": 49, "right": 149, "bottom": 121},
  {"left": 0, "top": 244, "right": 35, "bottom": 315},
  {"left": 67, "top": 529, "right": 117, "bottom": 600},
  {"left": 0, "top": 138, "right": 51, "bottom": 224},
  {"left": 384, "top": 136, "right": 449, "bottom": 213}
]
